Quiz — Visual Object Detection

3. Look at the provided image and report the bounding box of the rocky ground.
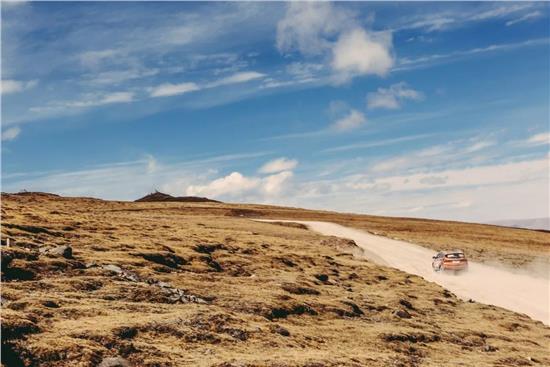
[1,193,549,366]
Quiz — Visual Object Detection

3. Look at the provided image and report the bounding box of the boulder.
[394,309,411,319]
[49,245,73,259]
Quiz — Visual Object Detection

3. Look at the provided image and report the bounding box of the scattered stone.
[341,300,364,316]
[102,264,123,274]
[394,309,411,319]
[281,283,320,295]
[139,252,186,269]
[114,326,138,340]
[382,332,440,343]
[85,261,98,268]
[194,243,224,254]
[205,258,223,272]
[483,345,498,352]
[49,245,73,259]
[399,299,414,310]
[278,257,296,267]
[314,274,329,282]
[42,300,59,308]
[376,275,388,281]
[271,324,290,337]
[98,357,130,367]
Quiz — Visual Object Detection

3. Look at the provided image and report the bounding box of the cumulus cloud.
[259,157,298,174]
[149,82,200,98]
[276,2,352,56]
[366,82,423,109]
[1,126,21,141]
[276,2,394,82]
[186,172,260,198]
[332,110,367,131]
[1,79,38,94]
[186,157,298,201]
[186,170,294,200]
[331,28,394,82]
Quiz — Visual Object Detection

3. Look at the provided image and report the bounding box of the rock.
[281,283,320,295]
[314,274,329,282]
[98,357,130,367]
[49,245,73,259]
[271,324,290,337]
[399,299,414,310]
[194,243,224,254]
[85,261,98,268]
[483,345,498,352]
[139,252,186,269]
[42,300,59,308]
[114,326,138,339]
[206,258,223,272]
[394,309,411,319]
[102,264,123,274]
[341,301,364,316]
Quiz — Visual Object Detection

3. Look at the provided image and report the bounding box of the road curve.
[261,220,550,325]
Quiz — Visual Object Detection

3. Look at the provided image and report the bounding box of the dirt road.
[263,220,550,325]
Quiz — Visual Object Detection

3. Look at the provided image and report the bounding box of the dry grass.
[1,193,549,367]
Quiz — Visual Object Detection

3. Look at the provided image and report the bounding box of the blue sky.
[1,1,549,223]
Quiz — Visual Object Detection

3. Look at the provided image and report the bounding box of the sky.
[1,1,549,223]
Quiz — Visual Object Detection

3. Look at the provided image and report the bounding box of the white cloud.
[332,110,367,131]
[276,2,352,56]
[146,154,158,174]
[260,157,298,174]
[527,132,550,145]
[370,137,498,173]
[186,172,259,198]
[149,82,200,98]
[1,79,37,94]
[331,28,394,82]
[397,38,549,71]
[323,133,433,153]
[286,62,324,79]
[28,91,135,114]
[149,71,264,98]
[464,140,496,153]
[99,92,134,104]
[1,126,21,141]
[506,11,543,26]
[352,158,548,193]
[277,3,394,83]
[79,49,120,68]
[207,71,265,88]
[366,82,423,109]
[406,17,455,32]
[186,169,294,200]
[263,170,293,196]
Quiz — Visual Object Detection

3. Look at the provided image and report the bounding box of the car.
[432,250,468,273]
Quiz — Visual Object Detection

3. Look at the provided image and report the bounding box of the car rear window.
[445,253,465,259]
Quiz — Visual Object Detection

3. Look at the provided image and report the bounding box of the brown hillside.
[1,193,549,367]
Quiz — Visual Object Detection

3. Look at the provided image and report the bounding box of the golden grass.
[1,193,549,367]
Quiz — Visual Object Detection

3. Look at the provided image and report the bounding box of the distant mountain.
[489,217,550,231]
[135,191,221,203]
